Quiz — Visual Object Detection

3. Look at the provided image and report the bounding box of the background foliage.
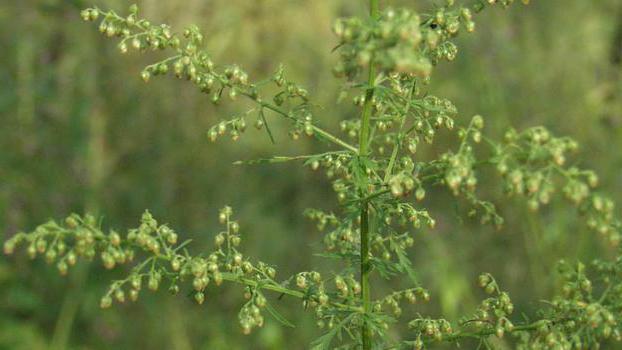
[1,0,621,349]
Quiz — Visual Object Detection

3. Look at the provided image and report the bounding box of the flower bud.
[129,289,139,302]
[66,251,77,266]
[57,261,68,275]
[109,231,121,246]
[167,232,178,245]
[3,239,15,255]
[100,295,112,309]
[255,294,267,308]
[296,275,307,289]
[141,70,151,83]
[195,292,205,305]
[415,188,426,201]
[115,289,126,303]
[230,222,240,233]
[472,115,484,129]
[478,274,491,288]
[233,253,243,265]
[148,273,160,291]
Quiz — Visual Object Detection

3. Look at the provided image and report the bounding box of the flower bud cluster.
[340,119,361,140]
[369,93,457,156]
[271,64,309,103]
[388,171,419,198]
[340,74,457,157]
[332,0,513,80]
[331,274,362,299]
[436,115,485,196]
[366,228,419,281]
[515,260,622,349]
[333,9,430,79]
[84,5,181,58]
[207,116,247,142]
[125,211,177,256]
[382,203,435,231]
[337,67,455,163]
[81,5,336,150]
[304,152,355,183]
[409,318,453,348]
[441,150,477,196]
[239,289,268,334]
[491,126,621,244]
[581,194,621,245]
[292,271,334,310]
[304,209,363,254]
[332,179,357,204]
[495,127,578,197]
[4,206,325,335]
[375,287,429,317]
[304,209,339,232]
[384,156,421,200]
[410,95,457,141]
[460,190,505,228]
[324,225,358,253]
[452,274,516,340]
[370,231,415,265]
[3,213,135,276]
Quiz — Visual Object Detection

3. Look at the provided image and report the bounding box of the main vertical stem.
[360,203,372,349]
[360,1,379,349]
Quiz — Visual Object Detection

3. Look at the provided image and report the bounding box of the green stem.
[242,92,359,153]
[360,2,379,349]
[360,204,372,349]
[147,251,362,313]
[423,321,548,346]
[383,81,417,183]
[383,319,571,349]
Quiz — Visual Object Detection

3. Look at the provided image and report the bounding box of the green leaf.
[391,240,419,285]
[310,315,353,350]
[233,156,308,165]
[265,302,295,328]
[259,109,276,144]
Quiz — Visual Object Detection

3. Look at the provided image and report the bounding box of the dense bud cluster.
[440,115,484,196]
[207,115,247,142]
[363,76,459,157]
[399,264,622,349]
[514,260,622,349]
[471,274,516,336]
[3,213,132,276]
[332,0,527,82]
[334,9,431,78]
[6,1,622,349]
[486,127,622,244]
[494,127,580,197]
[409,318,453,348]
[3,207,363,335]
[80,5,356,154]
[375,287,430,318]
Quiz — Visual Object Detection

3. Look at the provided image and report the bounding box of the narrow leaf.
[260,109,276,144]
[265,302,295,328]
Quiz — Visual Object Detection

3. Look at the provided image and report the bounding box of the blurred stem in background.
[51,8,104,347]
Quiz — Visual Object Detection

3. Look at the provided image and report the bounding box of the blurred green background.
[1,0,621,349]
